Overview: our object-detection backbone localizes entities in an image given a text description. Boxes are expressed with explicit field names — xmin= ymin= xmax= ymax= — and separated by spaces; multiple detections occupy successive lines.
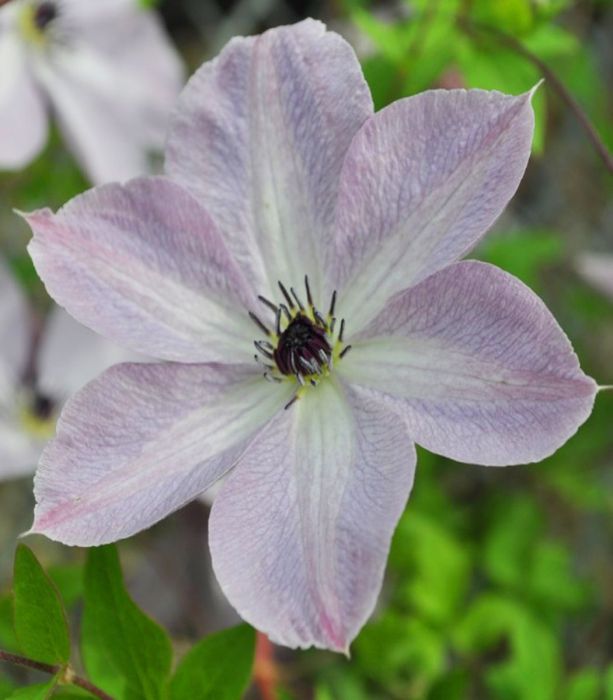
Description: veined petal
xmin=210 ymin=379 xmax=415 ymax=652
xmin=26 ymin=177 xmax=257 ymax=364
xmin=166 ymin=19 xmax=373 ymax=299
xmin=340 ymin=261 xmax=596 ymax=466
xmin=334 ymin=88 xmax=535 ymax=331
xmin=29 ymin=362 xmax=293 ymax=545
xmin=0 ymin=257 xmax=31 ymax=390
xmin=0 ymin=34 xmax=48 ymax=169
xmin=36 ymin=306 xmax=144 ymax=401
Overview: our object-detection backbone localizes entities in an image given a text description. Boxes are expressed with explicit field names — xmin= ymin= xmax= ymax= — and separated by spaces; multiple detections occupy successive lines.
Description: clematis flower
xmin=577 ymin=253 xmax=613 ymax=300
xmin=24 ymin=20 xmax=597 ymax=652
xmin=0 ymin=257 xmax=138 ymax=479
xmin=0 ymin=0 xmax=183 ymax=183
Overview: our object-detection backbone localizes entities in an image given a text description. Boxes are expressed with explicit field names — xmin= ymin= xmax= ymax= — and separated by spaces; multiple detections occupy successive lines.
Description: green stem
xmin=0 ymin=649 xmax=114 ymax=700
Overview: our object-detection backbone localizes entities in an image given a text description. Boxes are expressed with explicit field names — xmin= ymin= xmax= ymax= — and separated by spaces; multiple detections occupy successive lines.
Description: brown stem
xmin=253 ymin=633 xmax=279 ymax=700
xmin=0 ymin=650 xmax=114 ymax=700
xmin=460 ymin=19 xmax=613 ymax=174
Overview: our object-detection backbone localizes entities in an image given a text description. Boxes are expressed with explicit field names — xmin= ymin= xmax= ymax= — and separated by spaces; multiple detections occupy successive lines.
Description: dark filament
xmin=34 ymin=1 xmax=58 ymax=30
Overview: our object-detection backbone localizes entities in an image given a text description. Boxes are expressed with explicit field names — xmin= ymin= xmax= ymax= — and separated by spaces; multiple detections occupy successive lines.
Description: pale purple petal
xmin=0 ymin=258 xmax=31 ymax=389
xmin=26 ymin=177 xmax=257 ymax=364
xmin=577 ymin=253 xmax=613 ymax=300
xmin=210 ymin=380 xmax=415 ymax=652
xmin=166 ymin=19 xmax=373 ymax=299
xmin=36 ymin=306 xmax=145 ymax=401
xmin=30 ymin=362 xmax=293 ymax=545
xmin=334 ymin=88 xmax=535 ymax=331
xmin=339 ymin=261 xmax=596 ymax=466
xmin=0 ymin=34 xmax=48 ymax=169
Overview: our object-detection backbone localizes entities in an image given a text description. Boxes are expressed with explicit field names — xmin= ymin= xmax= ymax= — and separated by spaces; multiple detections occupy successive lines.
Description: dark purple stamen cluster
xmin=249 ymin=277 xmax=351 ymax=405
xmin=274 ymin=314 xmax=331 ymax=376
xmin=34 ymin=1 xmax=58 ymax=31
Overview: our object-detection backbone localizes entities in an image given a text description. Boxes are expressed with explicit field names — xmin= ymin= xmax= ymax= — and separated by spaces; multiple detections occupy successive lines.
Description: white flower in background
xmin=0 ymin=258 xmax=138 ymax=478
xmin=0 ymin=0 xmax=184 ymax=183
xmin=577 ymin=253 xmax=613 ymax=300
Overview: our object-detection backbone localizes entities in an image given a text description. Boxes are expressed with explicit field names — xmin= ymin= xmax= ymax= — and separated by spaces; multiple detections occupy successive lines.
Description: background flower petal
xmin=60 ymin=0 xmax=184 ymax=142
xmin=0 ymin=34 xmax=48 ymax=170
xmin=0 ymin=418 xmax=41 ymax=480
xmin=334 ymin=88 xmax=535 ymax=331
xmin=166 ymin=19 xmax=373 ymax=299
xmin=26 ymin=177 xmax=257 ymax=364
xmin=36 ymin=306 xmax=145 ymax=401
xmin=340 ymin=261 xmax=597 ymax=466
xmin=32 ymin=50 xmax=158 ymax=185
xmin=29 ymin=362 xmax=292 ymax=545
xmin=576 ymin=253 xmax=613 ymax=300
xmin=0 ymin=257 xmax=31 ymax=391
xmin=210 ymin=380 xmax=415 ymax=652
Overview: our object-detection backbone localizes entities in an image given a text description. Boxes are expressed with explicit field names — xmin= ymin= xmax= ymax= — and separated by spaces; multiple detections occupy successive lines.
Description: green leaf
xmin=316 ymin=669 xmax=370 ymax=700
xmin=564 ymin=668 xmax=602 ymax=700
xmin=354 ymin=612 xmax=445 ymax=693
xmin=454 ymin=594 xmax=562 ymax=700
xmin=0 ymin=676 xmax=18 ymax=699
xmin=470 ymin=0 xmax=534 ymax=35
xmin=51 ymin=691 xmax=98 ymax=700
xmin=351 ymin=9 xmax=411 ymax=64
xmin=4 ymin=679 xmax=58 ymax=700
xmin=13 ymin=546 xmax=70 ymax=666
xmin=522 ymin=24 xmax=579 ymax=60
xmin=481 ymin=495 xmax=543 ymax=590
xmin=476 ymin=229 xmax=564 ymax=291
xmin=47 ymin=565 xmax=83 ymax=610
xmin=169 ymin=625 xmax=256 ymax=700
xmin=528 ymin=541 xmax=588 ymax=613
xmin=391 ymin=512 xmax=471 ymax=625
xmin=81 ymin=545 xmax=172 ymax=700
xmin=606 ymin=665 xmax=613 ymax=700
xmin=0 ymin=594 xmax=19 ymax=652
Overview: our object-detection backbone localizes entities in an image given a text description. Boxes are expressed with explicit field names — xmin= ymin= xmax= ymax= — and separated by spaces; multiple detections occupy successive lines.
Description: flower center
xmin=249 ymin=276 xmax=351 ymax=408
xmin=19 ymin=1 xmax=58 ymax=45
xmin=19 ymin=392 xmax=56 ymax=439
xmin=34 ymin=1 xmax=58 ymax=30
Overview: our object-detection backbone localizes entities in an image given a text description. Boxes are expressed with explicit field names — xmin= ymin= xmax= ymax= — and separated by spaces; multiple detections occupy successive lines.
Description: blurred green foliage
xmin=345 ymin=0 xmax=612 ymax=154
